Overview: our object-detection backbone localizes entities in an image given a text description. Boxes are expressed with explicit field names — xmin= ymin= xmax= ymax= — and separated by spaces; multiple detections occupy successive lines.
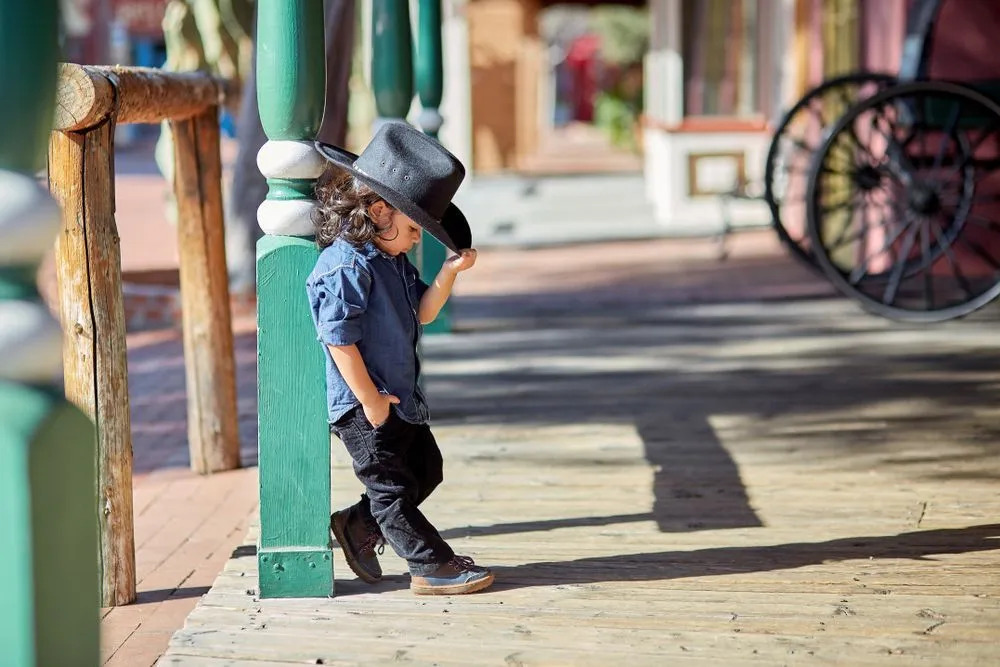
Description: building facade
xmin=642 ymin=0 xmax=909 ymax=234
xmin=439 ymin=0 xmax=922 ymax=235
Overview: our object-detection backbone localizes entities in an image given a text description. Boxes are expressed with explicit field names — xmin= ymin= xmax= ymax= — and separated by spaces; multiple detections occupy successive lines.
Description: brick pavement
xmin=101 ymin=311 xmax=259 ymax=666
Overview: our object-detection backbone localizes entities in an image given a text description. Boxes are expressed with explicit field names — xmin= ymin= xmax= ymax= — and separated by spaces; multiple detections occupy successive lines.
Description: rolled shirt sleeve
xmin=308 ymin=263 xmax=372 ymax=346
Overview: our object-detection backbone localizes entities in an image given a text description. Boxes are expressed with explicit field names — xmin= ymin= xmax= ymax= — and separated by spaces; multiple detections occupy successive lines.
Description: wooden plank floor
xmin=160 ymin=239 xmax=1000 ymax=665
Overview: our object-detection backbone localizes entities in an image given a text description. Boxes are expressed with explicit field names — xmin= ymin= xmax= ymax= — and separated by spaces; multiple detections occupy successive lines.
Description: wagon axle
xmin=907 ymin=184 xmax=942 ymax=216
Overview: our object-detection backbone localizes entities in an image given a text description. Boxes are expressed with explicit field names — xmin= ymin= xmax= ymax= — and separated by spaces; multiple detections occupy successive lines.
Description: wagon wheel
xmin=807 ymin=81 xmax=1000 ymax=322
xmin=764 ymin=72 xmax=896 ymax=270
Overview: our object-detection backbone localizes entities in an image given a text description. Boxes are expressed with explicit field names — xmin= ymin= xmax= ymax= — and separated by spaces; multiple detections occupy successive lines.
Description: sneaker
xmin=410 ymin=555 xmax=494 ymax=595
xmin=330 ymin=508 xmax=384 ymax=584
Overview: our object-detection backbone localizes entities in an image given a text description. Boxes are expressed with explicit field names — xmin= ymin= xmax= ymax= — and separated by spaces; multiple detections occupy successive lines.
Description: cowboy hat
xmin=314 ymin=121 xmax=472 ymax=253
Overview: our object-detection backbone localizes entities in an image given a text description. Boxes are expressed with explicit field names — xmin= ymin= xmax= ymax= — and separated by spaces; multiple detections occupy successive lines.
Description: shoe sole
xmin=411 ymin=571 xmax=495 ymax=596
xmin=330 ymin=513 xmax=382 ymax=585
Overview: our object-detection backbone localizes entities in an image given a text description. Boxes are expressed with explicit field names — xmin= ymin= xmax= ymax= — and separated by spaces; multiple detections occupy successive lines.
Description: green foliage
xmin=594 ymin=91 xmax=638 ymax=152
xmin=587 ymin=7 xmax=647 ymax=151
xmin=590 ymin=7 xmax=649 ymax=66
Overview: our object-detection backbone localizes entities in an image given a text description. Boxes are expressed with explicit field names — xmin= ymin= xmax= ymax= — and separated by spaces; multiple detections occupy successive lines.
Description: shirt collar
xmin=361 ymin=240 xmax=400 ymax=262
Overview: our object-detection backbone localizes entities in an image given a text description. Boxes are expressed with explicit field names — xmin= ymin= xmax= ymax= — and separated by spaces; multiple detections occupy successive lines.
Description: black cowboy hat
xmin=314 ymin=121 xmax=472 ymax=253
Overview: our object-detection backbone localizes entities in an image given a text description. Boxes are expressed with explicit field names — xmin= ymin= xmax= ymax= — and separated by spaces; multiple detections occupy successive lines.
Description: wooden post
xmin=170 ymin=107 xmax=241 ymax=474
xmin=414 ymin=0 xmax=451 ymax=334
xmin=0 ymin=0 xmax=100 ymax=663
xmin=49 ymin=119 xmax=137 ymax=608
xmin=255 ymin=0 xmax=333 ymax=598
xmin=53 ymin=63 xmax=241 ymax=478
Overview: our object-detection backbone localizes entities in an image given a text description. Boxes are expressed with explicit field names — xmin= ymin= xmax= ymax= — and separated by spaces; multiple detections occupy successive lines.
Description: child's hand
xmin=363 ymin=393 xmax=399 ymax=428
xmin=443 ymin=249 xmax=477 ymax=274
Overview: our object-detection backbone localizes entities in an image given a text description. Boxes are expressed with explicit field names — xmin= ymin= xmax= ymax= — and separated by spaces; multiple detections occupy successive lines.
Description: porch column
xmin=371 ymin=0 xmax=414 ymax=124
xmin=255 ymin=0 xmax=334 ymax=598
xmin=415 ymin=0 xmax=451 ymax=333
xmin=643 ymin=0 xmax=682 ymax=209
xmin=0 ymin=0 xmax=99 ymax=663
xmin=371 ymin=0 xmax=448 ymax=329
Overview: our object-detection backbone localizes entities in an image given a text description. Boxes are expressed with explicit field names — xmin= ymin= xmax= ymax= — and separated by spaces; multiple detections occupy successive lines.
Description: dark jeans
xmin=331 ymin=405 xmax=454 ymax=576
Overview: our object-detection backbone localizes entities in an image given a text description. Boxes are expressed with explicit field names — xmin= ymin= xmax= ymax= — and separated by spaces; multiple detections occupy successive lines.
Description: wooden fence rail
xmin=47 ymin=64 xmax=240 ymax=607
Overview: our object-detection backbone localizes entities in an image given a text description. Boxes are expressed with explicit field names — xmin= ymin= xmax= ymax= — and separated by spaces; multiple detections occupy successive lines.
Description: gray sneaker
xmin=411 ymin=555 xmax=494 ymax=595
xmin=330 ymin=508 xmax=384 ymax=584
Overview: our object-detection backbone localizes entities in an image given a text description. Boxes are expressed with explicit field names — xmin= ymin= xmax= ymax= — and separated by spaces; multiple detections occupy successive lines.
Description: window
xmin=682 ymin=0 xmax=762 ymax=117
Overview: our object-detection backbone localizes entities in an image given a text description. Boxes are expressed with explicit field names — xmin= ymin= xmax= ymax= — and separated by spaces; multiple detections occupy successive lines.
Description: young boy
xmin=307 ymin=121 xmax=493 ymax=595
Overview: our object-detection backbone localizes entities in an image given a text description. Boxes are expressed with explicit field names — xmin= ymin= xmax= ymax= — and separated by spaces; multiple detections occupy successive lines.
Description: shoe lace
xmin=359 ymin=529 xmax=385 ymax=556
xmin=449 ymin=555 xmax=476 ymax=571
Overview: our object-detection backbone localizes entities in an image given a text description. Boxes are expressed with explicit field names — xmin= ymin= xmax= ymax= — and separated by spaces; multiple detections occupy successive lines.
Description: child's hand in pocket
xmin=363 ymin=393 xmax=399 ymax=428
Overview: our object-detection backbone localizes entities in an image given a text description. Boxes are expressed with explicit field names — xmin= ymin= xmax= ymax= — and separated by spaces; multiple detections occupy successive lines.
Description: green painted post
xmin=415 ymin=0 xmax=444 ymax=140
xmin=371 ymin=0 xmax=415 ymax=121
xmin=255 ymin=0 xmax=334 ymax=598
xmin=414 ymin=0 xmax=450 ymax=334
xmin=0 ymin=0 xmax=100 ymax=664
xmin=370 ymin=0 xmax=449 ymax=332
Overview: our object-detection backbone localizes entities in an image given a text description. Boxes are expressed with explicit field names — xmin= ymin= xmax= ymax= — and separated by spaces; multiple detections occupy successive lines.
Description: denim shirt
xmin=306 ymin=239 xmax=430 ymax=425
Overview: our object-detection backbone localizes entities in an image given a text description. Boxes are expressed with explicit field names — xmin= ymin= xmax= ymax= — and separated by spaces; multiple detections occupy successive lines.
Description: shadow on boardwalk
xmin=486 ymin=523 xmax=1000 ymax=591
xmin=429 ymin=292 xmax=1000 ymax=534
xmin=228 ymin=521 xmax=1000 ymax=597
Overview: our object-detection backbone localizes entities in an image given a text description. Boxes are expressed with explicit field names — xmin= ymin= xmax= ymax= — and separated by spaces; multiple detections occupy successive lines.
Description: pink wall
xmin=925 ymin=0 xmax=1000 ymax=81
xmin=860 ymin=0 xmax=908 ymax=74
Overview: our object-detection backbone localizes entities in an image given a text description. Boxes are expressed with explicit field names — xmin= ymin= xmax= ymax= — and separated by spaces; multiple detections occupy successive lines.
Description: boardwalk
xmin=159 ymin=234 xmax=1000 ymax=665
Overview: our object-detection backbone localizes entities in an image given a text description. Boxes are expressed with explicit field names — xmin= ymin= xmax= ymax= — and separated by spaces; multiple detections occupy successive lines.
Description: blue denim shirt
xmin=306 ymin=239 xmax=430 ymax=425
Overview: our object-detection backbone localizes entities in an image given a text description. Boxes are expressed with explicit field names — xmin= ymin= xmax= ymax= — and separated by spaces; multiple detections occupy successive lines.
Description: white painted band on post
xmin=0 ymin=300 xmax=62 ymax=383
xmin=418 ymin=108 xmax=443 ymax=135
xmin=257 ymin=199 xmax=317 ymax=237
xmin=0 ymin=171 xmax=61 ymax=266
xmin=256 ymin=140 xmax=327 ymax=180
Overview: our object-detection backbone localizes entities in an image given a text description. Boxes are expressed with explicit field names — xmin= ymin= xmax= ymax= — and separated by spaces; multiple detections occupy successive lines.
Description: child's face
xmin=372 ymin=203 xmax=422 ymax=256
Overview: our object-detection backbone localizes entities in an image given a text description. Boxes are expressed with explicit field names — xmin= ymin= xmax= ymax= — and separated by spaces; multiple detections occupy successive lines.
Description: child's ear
xmin=368 ymin=200 xmax=391 ymax=224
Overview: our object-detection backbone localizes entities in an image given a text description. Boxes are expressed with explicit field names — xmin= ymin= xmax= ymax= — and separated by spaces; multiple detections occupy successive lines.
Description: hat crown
xmin=353 ymin=122 xmax=465 ymax=221
xmin=313 ymin=121 xmax=472 ymax=252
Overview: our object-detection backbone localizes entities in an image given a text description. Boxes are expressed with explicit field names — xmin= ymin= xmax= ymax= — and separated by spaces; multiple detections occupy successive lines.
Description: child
xmin=307 ymin=122 xmax=493 ymax=595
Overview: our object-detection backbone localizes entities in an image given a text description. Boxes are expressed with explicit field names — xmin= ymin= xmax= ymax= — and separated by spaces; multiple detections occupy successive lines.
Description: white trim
xmin=0 ymin=171 xmax=61 ymax=266
xmin=773 ymin=0 xmax=798 ymax=118
xmin=663 ymin=0 xmax=683 ymax=125
xmin=417 ymin=108 xmax=444 ymax=135
xmin=257 ymin=199 xmax=317 ymax=236
xmin=256 ymin=140 xmax=327 ymax=180
xmin=440 ymin=0 xmax=472 ymax=172
xmin=0 ymin=300 xmax=62 ymax=383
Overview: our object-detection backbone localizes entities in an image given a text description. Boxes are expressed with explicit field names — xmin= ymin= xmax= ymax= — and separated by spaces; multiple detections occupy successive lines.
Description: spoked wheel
xmin=765 ymin=72 xmax=896 ymax=270
xmin=807 ymin=81 xmax=1000 ymax=322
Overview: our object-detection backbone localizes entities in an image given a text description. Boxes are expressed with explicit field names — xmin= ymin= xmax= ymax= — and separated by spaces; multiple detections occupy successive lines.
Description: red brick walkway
xmin=100 ymin=313 xmax=260 ymax=666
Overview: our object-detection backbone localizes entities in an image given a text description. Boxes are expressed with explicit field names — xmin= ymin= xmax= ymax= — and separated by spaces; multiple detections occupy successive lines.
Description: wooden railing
xmin=47 ymin=64 xmax=241 ymax=606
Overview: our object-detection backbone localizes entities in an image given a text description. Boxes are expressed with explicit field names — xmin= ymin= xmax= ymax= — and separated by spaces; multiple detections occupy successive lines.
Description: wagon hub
xmin=853 ymin=165 xmax=882 ymax=191
xmin=908 ymin=184 xmax=941 ymax=216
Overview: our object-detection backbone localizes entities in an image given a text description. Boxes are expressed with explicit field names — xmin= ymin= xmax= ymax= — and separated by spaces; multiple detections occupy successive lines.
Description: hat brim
xmin=314 ymin=141 xmax=472 ymax=254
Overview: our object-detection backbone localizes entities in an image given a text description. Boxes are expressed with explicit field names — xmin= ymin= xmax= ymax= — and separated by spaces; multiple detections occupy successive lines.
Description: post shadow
xmin=636 ymin=417 xmax=762 ymax=532
xmin=487 ymin=524 xmax=1000 ymax=591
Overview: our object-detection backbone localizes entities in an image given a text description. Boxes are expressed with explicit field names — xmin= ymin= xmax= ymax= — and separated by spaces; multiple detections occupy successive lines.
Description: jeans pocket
xmin=333 ymin=406 xmax=378 ymax=464
xmin=357 ymin=406 xmax=394 ymax=433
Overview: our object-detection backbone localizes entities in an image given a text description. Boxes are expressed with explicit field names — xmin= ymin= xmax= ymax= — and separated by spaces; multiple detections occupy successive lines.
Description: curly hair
xmin=312 ymin=167 xmax=396 ymax=249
